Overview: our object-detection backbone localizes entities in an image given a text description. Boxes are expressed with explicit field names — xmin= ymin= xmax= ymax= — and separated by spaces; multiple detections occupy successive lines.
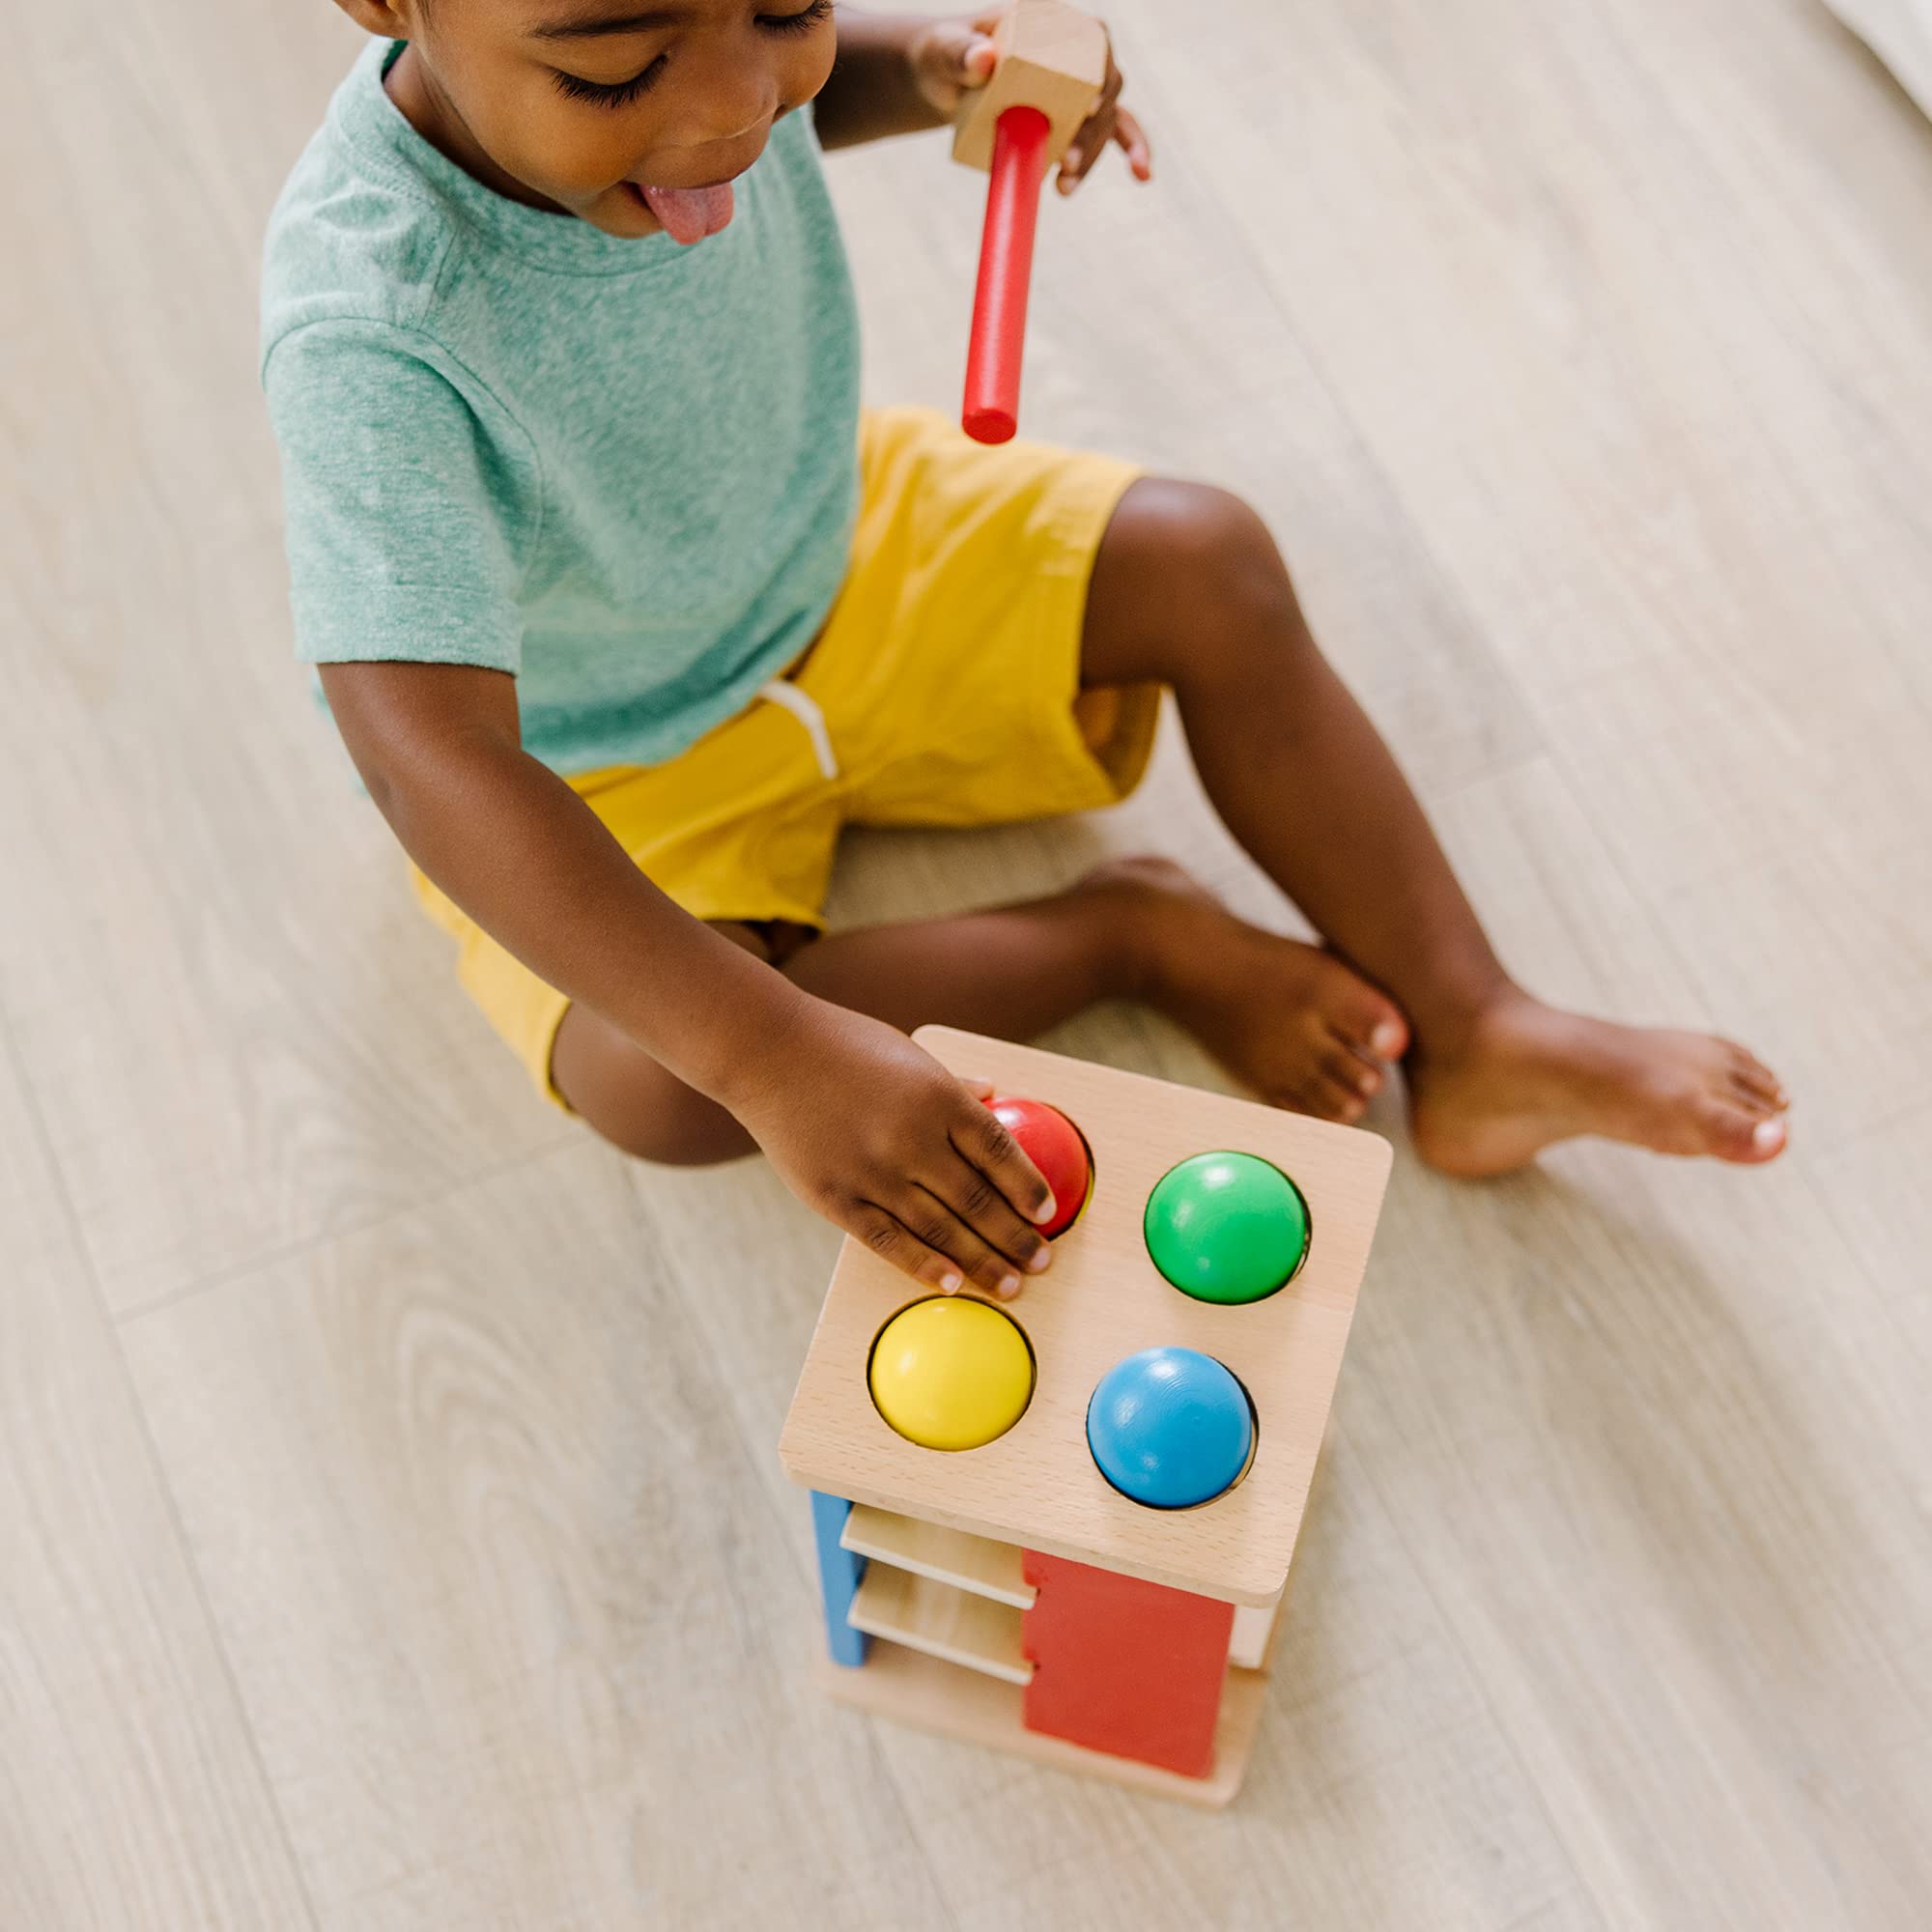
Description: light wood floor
xmin=5 ymin=1 xmax=1930 ymax=1925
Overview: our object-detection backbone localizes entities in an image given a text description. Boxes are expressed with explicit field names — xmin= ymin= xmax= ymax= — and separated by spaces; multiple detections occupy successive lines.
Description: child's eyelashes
xmin=551 ymin=0 xmax=833 ymax=111
xmin=758 ymin=0 xmax=834 ymax=36
xmin=553 ymin=57 xmax=668 ymax=110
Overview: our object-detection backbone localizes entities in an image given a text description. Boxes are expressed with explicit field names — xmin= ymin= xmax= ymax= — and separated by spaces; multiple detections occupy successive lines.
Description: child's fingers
xmin=850 ymin=1201 xmax=970 ymax=1294
xmin=905 ymin=1185 xmax=1032 ymax=1298
xmin=926 ymin=1154 xmax=1052 ymax=1278
xmin=950 ymin=1094 xmax=1058 ymax=1228
xmin=931 ymin=23 xmax=997 ymax=89
xmin=1114 ymin=104 xmax=1153 ymax=181
xmin=910 ymin=20 xmax=997 ymax=113
xmin=1057 ymin=71 xmax=1123 ymax=194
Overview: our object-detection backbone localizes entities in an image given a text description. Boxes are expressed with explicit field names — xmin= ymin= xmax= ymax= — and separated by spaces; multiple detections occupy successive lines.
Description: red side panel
xmin=1020 ymin=1551 xmax=1234 ymax=1778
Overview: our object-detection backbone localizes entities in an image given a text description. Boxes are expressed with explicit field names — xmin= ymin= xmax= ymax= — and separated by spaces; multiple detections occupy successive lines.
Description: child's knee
xmin=1101 ymin=479 xmax=1307 ymax=681
xmin=1171 ymin=487 xmax=1300 ymax=639
xmin=552 ymin=1009 xmax=753 ymax=1167
xmin=590 ymin=1091 xmax=751 ymax=1168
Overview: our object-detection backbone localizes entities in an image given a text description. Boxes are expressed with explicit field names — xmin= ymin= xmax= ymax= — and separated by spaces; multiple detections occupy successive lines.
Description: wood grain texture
xmin=952 ymin=0 xmax=1110 ymax=172
xmin=118 ymin=1147 xmax=954 ymax=1931
xmin=842 ymin=1502 xmax=1038 ymax=1606
xmin=781 ymin=1027 xmax=1391 ymax=1604
xmin=817 ymin=1643 xmax=1266 ymax=1810
xmin=0 ymin=3 xmax=567 ymax=1318
xmin=0 ymin=1037 xmax=314 ymax=1930
xmin=847 ymin=1566 xmax=1034 ymax=1683
xmin=1226 ymin=1596 xmax=1282 ymax=1673
xmin=1332 ymin=760 xmax=1932 ymax=1931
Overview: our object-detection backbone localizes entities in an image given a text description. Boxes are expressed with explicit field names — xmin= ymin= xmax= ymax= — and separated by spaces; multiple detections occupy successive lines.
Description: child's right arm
xmin=321 ymin=659 xmax=1058 ymax=1293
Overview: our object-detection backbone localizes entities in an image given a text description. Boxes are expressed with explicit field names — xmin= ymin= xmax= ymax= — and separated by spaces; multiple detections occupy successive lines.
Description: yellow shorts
xmin=413 ymin=405 xmax=1157 ymax=1103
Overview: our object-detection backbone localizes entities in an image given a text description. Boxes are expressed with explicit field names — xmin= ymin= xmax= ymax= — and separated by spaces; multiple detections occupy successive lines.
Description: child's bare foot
xmin=1406 ymin=991 xmax=1790 ymax=1177
xmin=1074 ymin=856 xmax=1409 ymax=1122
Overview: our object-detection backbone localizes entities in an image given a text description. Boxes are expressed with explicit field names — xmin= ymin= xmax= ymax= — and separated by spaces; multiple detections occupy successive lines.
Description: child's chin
xmin=582 ymin=183 xmax=662 ymax=240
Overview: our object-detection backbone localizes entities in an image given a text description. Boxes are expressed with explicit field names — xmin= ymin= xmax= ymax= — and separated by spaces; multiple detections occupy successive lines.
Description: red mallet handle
xmin=963 ymin=105 xmax=1053 ymax=445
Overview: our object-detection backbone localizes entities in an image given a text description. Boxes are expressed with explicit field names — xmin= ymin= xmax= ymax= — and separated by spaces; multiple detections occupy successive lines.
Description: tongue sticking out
xmin=638 ymin=180 xmax=735 ymax=245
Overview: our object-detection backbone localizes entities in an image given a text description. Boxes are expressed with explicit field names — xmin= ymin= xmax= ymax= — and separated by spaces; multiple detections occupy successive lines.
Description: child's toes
xmin=1310 ymin=1070 xmax=1373 ymax=1124
xmin=1268 ymin=1076 xmax=1362 ymax=1125
xmin=1703 ymin=1094 xmax=1788 ymax=1164
xmin=1722 ymin=1041 xmax=1786 ymax=1107
xmin=1325 ymin=980 xmax=1408 ymax=1064
xmin=1322 ymin=1048 xmax=1381 ymax=1102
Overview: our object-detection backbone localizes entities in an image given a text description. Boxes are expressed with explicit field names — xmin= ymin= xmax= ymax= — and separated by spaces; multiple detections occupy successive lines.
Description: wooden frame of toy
xmin=779 ymin=1026 xmax=1392 ymax=1806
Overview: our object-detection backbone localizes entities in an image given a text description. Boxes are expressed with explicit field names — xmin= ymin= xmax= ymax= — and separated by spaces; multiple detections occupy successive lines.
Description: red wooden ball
xmin=986 ymin=1094 xmax=1092 ymax=1239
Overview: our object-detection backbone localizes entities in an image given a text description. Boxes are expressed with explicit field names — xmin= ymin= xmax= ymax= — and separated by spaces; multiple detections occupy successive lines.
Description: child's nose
xmin=683 ymin=48 xmax=779 ymax=153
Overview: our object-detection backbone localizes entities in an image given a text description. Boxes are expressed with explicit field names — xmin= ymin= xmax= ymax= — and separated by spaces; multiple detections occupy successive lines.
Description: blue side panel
xmin=810 ymin=1491 xmax=871 ymax=1667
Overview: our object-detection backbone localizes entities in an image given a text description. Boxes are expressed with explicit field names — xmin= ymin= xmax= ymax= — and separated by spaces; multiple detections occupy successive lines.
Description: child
xmin=263 ymin=1 xmax=1788 ymax=1302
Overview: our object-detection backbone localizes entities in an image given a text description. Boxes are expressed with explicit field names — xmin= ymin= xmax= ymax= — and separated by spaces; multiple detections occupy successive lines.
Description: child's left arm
xmin=812 ymin=6 xmax=1151 ymax=193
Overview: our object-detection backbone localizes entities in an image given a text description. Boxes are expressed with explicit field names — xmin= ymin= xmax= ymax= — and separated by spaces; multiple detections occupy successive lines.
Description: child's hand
xmin=908 ymin=10 xmax=1003 ymax=115
xmin=910 ymin=9 xmax=1153 ymax=197
xmin=730 ymin=1000 xmax=1058 ymax=1298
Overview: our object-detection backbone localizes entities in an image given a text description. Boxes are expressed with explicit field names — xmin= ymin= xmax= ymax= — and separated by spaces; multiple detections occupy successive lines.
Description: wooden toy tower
xmin=779 ymin=1028 xmax=1392 ymax=1806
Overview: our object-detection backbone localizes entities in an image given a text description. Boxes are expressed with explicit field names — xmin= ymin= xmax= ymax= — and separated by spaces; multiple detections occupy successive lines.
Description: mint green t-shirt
xmin=260 ymin=38 xmax=862 ymax=775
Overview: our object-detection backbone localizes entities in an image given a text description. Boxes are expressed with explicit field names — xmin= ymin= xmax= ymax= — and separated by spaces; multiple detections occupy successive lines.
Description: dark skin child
xmin=322 ymin=1 xmax=1789 ymax=1302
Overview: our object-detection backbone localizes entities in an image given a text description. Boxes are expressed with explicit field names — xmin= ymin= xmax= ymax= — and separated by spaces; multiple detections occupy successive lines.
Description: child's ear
xmin=330 ymin=0 xmax=414 ymax=38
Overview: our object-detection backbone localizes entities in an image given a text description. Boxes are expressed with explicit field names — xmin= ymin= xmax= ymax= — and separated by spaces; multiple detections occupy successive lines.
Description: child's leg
xmin=553 ymin=856 xmax=1401 ymax=1162
xmin=1077 ymin=478 xmax=1789 ymax=1173
xmin=557 ymin=475 xmax=1788 ymax=1177
xmin=554 ymin=899 xmax=1128 ymax=1164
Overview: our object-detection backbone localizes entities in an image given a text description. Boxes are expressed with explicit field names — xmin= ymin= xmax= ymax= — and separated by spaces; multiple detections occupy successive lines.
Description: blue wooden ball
xmin=1086 ymin=1347 xmax=1254 ymax=1510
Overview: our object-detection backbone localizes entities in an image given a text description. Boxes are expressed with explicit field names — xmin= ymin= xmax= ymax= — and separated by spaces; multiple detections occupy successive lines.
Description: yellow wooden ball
xmin=868 ymin=1297 xmax=1035 ymax=1451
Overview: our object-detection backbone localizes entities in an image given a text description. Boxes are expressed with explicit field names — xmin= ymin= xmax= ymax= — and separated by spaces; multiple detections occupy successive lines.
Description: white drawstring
xmin=758 ymin=678 xmax=840 ymax=781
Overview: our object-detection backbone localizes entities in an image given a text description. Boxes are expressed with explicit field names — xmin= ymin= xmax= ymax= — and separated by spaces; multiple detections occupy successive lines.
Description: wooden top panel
xmin=778 ymin=1029 xmax=1391 ymax=1605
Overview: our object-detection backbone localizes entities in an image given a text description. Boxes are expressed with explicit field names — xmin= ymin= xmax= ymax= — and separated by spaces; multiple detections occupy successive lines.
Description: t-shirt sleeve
xmin=263 ymin=320 xmax=536 ymax=672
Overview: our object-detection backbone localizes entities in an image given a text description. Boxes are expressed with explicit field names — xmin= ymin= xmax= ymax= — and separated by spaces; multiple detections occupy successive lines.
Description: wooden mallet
xmin=953 ymin=1 xmax=1109 ymax=444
